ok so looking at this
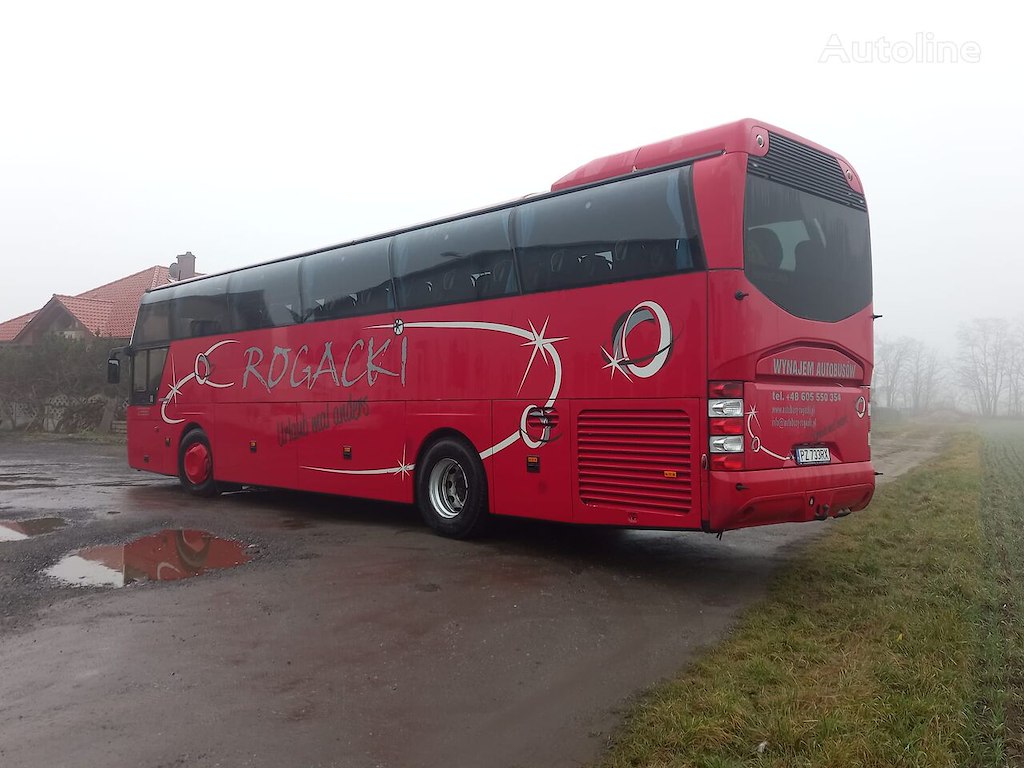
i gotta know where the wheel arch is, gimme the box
[176,421,209,461]
[178,421,206,443]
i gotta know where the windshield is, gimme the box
[743,174,872,322]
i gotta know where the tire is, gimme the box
[178,429,220,497]
[416,437,489,539]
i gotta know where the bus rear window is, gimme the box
[744,175,871,322]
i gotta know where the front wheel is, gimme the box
[178,429,220,497]
[416,438,489,538]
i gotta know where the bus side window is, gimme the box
[228,260,303,331]
[475,255,517,299]
[300,240,392,321]
[357,281,395,314]
[393,210,515,310]
[168,275,230,340]
[514,167,701,294]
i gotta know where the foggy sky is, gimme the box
[0,1,1017,355]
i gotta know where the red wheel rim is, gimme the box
[183,443,211,485]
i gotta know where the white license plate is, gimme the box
[795,447,831,465]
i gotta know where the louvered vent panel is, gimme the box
[748,132,867,211]
[577,410,692,513]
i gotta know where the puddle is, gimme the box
[45,529,251,588]
[0,517,68,541]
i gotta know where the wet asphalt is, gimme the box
[0,435,874,768]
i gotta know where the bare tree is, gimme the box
[874,336,915,409]
[956,318,1012,417]
[1006,317,1024,417]
[905,344,943,412]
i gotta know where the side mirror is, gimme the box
[107,358,120,385]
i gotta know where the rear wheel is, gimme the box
[178,429,220,497]
[417,437,488,538]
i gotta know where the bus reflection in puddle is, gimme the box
[45,529,251,588]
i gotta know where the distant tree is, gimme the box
[874,336,915,409]
[956,318,1012,417]
[1006,317,1024,417]
[905,343,943,412]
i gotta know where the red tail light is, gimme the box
[709,417,744,435]
[708,381,746,471]
[711,453,745,471]
[709,381,743,399]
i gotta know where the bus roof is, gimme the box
[550,118,862,195]
[147,118,862,297]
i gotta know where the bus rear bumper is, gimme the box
[708,462,876,531]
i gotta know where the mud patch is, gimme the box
[45,529,251,588]
[0,517,68,541]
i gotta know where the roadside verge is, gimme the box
[596,427,1012,767]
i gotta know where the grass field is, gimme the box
[597,421,1024,767]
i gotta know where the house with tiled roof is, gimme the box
[0,253,197,345]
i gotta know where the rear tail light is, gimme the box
[708,381,745,470]
[710,453,745,471]
[709,381,743,398]
[710,435,744,453]
[709,417,744,435]
[708,399,743,417]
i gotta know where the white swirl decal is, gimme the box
[601,300,674,381]
[161,340,238,425]
[300,318,568,477]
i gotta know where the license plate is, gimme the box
[795,446,831,465]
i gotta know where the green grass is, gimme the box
[597,423,1024,767]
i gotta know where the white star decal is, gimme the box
[517,317,568,394]
[600,346,633,382]
[165,356,185,404]
[392,446,414,480]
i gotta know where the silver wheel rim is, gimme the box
[428,458,468,519]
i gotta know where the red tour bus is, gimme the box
[111,118,874,538]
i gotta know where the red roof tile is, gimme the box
[0,310,38,342]
[1,265,173,343]
[77,266,172,337]
[51,295,116,334]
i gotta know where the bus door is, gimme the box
[126,347,174,474]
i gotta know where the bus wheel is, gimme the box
[179,429,220,498]
[417,438,489,539]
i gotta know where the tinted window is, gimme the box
[133,291,173,346]
[130,347,167,405]
[228,260,303,331]
[744,175,872,322]
[170,275,231,339]
[514,167,702,293]
[301,240,394,321]
[393,210,516,309]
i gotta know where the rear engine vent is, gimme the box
[748,133,867,211]
[577,410,692,513]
